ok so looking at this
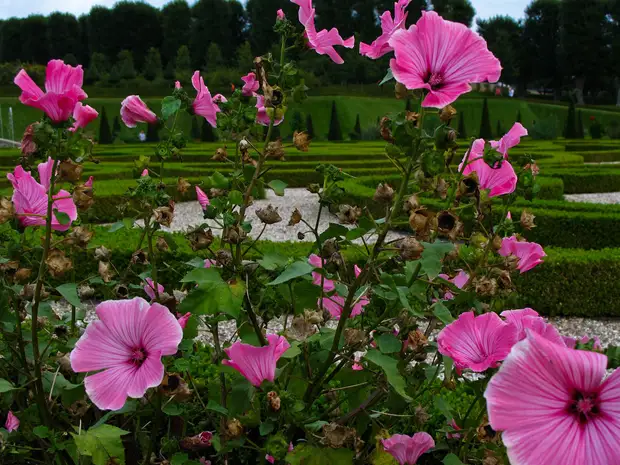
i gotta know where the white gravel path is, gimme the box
[144,188,407,244]
[565,192,620,204]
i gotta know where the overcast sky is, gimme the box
[0,0,529,22]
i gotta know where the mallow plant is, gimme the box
[1,3,619,465]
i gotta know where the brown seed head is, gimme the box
[0,198,15,224]
[397,237,424,261]
[265,139,285,160]
[374,183,395,203]
[188,229,214,251]
[337,205,362,224]
[212,146,228,162]
[439,105,457,122]
[58,159,83,183]
[293,131,311,152]
[520,210,536,230]
[256,205,282,225]
[177,177,191,194]
[46,249,73,277]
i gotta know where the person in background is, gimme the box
[139,130,146,142]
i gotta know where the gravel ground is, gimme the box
[52,301,620,348]
[565,192,620,204]
[139,188,407,244]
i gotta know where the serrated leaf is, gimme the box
[162,96,182,120]
[56,283,83,309]
[181,267,222,284]
[268,261,313,286]
[364,350,412,401]
[73,424,128,465]
[268,179,288,196]
[178,281,239,319]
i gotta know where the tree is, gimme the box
[48,13,83,63]
[564,101,578,139]
[479,98,493,139]
[496,120,503,138]
[147,123,160,142]
[516,109,522,123]
[85,52,108,84]
[246,0,296,54]
[175,45,192,82]
[191,0,240,68]
[98,107,113,144]
[86,6,117,60]
[143,47,163,81]
[201,118,217,142]
[431,0,476,27]
[576,110,585,139]
[112,116,121,140]
[327,101,343,141]
[205,43,224,72]
[477,16,522,86]
[0,18,23,62]
[63,53,78,66]
[117,50,137,80]
[161,0,192,65]
[306,114,315,139]
[457,113,467,139]
[191,117,201,140]
[350,114,362,140]
[237,41,254,72]
[21,15,49,63]
[290,111,306,133]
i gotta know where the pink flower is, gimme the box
[490,123,528,158]
[438,270,469,300]
[177,312,191,330]
[175,81,181,89]
[288,442,294,452]
[7,158,77,232]
[506,211,512,220]
[501,308,564,346]
[266,455,275,464]
[562,336,578,349]
[498,236,546,273]
[277,9,286,20]
[319,295,369,320]
[580,335,604,351]
[354,264,362,278]
[308,254,335,292]
[352,353,364,371]
[204,259,217,268]
[222,334,290,387]
[71,102,98,131]
[198,431,213,446]
[144,278,164,301]
[381,433,435,465]
[360,0,411,59]
[84,176,94,188]
[70,298,183,410]
[485,331,620,465]
[199,459,211,465]
[14,59,87,123]
[196,186,210,210]
[460,139,517,197]
[291,0,355,64]
[4,411,19,432]
[191,71,220,128]
[241,72,260,97]
[388,11,501,108]
[212,94,228,104]
[447,419,461,440]
[437,311,517,372]
[121,96,158,128]
[255,95,284,126]
[141,169,149,177]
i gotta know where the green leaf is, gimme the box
[162,96,182,120]
[259,421,274,436]
[304,420,329,432]
[207,399,229,416]
[208,171,230,189]
[432,301,454,325]
[607,345,620,369]
[287,444,354,465]
[364,350,412,401]
[186,257,207,268]
[258,252,289,271]
[162,402,182,416]
[420,241,455,279]
[319,223,350,242]
[379,68,394,86]
[0,378,17,393]
[268,179,288,196]
[93,400,138,428]
[181,267,222,284]
[375,334,402,354]
[171,453,189,465]
[73,424,128,465]
[282,342,301,359]
[53,209,71,225]
[56,283,83,309]
[33,426,49,439]
[178,281,239,318]
[268,261,313,286]
[228,190,244,205]
[443,453,465,465]
[108,221,125,233]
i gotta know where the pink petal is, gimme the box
[121,95,158,128]
[196,186,210,209]
[291,0,314,26]
[38,157,55,191]
[141,169,149,177]
[5,411,19,432]
[277,9,286,20]
[144,278,164,301]
[177,312,191,329]
[381,433,435,465]
[461,140,517,197]
[191,71,220,128]
[437,312,517,372]
[72,102,99,130]
[241,72,259,97]
[255,95,284,126]
[360,1,411,59]
[388,11,501,108]
[500,308,540,340]
[84,176,94,188]
[490,122,528,158]
[83,363,140,411]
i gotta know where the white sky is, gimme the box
[0,0,528,21]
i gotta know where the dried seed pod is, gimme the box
[336,205,362,224]
[285,315,317,341]
[188,229,214,251]
[293,131,311,152]
[435,178,448,199]
[46,249,73,278]
[380,117,394,143]
[94,246,111,261]
[520,210,536,230]
[14,268,32,284]
[130,249,149,265]
[160,373,193,402]
[374,183,394,203]
[98,261,115,283]
[58,159,83,182]
[267,391,281,411]
[409,208,433,235]
[154,204,174,227]
[344,328,367,348]
[225,419,244,439]
[78,284,95,299]
[458,173,479,197]
[397,237,424,261]
[72,183,94,211]
[177,177,191,194]
[0,198,15,224]
[156,236,169,252]
[222,226,247,245]
[394,82,408,99]
[473,276,498,297]
[439,105,457,122]
[406,329,428,352]
[289,208,302,226]
[256,205,282,225]
[323,423,357,449]
[69,226,94,248]
[215,249,233,267]
[265,139,285,160]
[212,146,228,161]
[403,195,420,213]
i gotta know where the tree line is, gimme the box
[1,0,620,104]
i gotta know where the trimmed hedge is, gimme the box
[544,167,620,194]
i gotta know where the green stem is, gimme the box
[143,393,163,465]
[145,218,160,301]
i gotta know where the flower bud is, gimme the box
[439,105,457,122]
[492,234,503,251]
[177,177,191,194]
[212,146,228,161]
[520,210,536,230]
[98,261,115,283]
[266,140,285,160]
[337,205,362,224]
[58,159,83,183]
[293,131,311,152]
[373,183,394,203]
[46,249,73,278]
[267,391,281,411]
[397,237,424,261]
[289,208,302,226]
[0,198,15,224]
[470,233,488,249]
[94,246,111,261]
[188,229,214,251]
[256,205,282,225]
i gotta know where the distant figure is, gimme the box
[139,130,146,142]
[495,86,501,96]
[508,88,515,98]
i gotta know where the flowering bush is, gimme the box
[1,4,619,465]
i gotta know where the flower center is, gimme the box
[130,347,148,367]
[568,392,600,424]
[425,71,444,90]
